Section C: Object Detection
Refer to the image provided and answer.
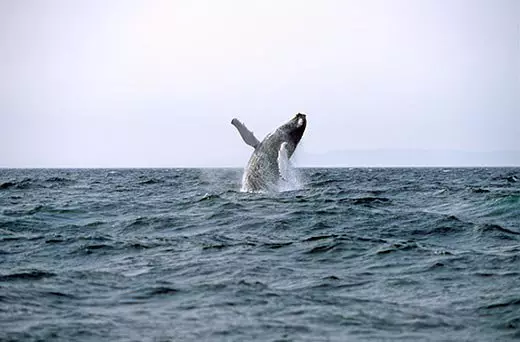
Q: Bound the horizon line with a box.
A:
[1,165,520,169]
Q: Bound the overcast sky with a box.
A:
[1,0,519,167]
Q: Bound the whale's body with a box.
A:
[232,114,307,192]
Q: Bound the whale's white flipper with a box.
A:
[231,118,260,149]
[277,142,290,181]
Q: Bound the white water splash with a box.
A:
[239,143,305,193]
[239,172,250,193]
[239,163,303,193]
[277,154,304,192]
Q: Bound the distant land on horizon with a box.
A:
[294,149,520,168]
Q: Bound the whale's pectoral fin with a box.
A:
[277,142,290,181]
[231,118,261,149]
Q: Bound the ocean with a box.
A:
[1,168,519,341]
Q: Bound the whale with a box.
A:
[231,113,307,192]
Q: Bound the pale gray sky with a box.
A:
[1,0,519,167]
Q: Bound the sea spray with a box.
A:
[277,154,304,192]
[1,168,518,341]
[239,153,304,193]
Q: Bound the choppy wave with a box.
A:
[0,167,519,341]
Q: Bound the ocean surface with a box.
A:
[1,168,519,341]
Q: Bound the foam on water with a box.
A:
[239,151,304,193]
[277,155,304,192]
[1,167,519,341]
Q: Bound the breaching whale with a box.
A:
[231,113,307,192]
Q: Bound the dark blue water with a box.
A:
[1,168,519,341]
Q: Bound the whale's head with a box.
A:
[277,113,307,154]
[284,113,307,143]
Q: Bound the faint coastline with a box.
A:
[294,149,520,168]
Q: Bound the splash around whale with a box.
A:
[231,113,307,192]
